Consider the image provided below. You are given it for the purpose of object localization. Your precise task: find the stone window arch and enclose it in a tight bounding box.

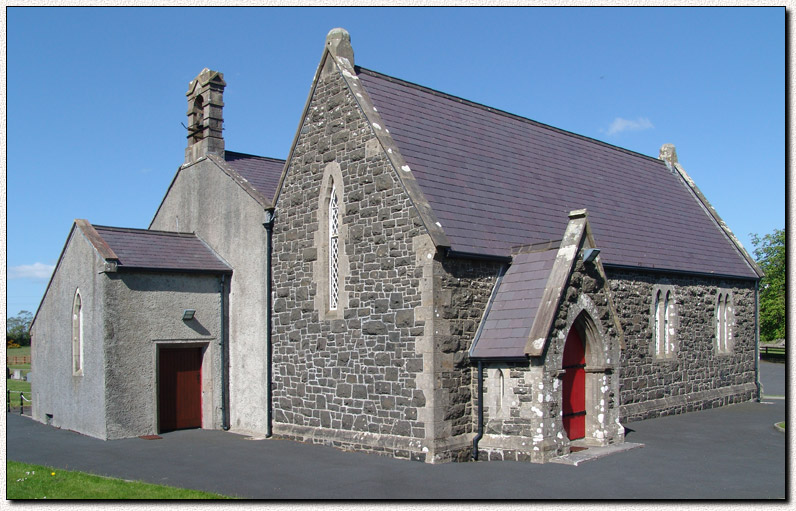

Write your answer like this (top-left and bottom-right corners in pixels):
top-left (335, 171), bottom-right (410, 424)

top-left (650, 284), bottom-right (677, 359)
top-left (72, 289), bottom-right (83, 375)
top-left (314, 162), bottom-right (349, 319)
top-left (715, 291), bottom-right (734, 354)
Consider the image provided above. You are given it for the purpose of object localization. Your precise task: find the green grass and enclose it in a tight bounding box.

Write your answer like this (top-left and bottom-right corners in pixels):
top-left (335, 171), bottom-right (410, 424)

top-left (776, 422), bottom-right (785, 430)
top-left (6, 379), bottom-right (31, 393)
top-left (7, 461), bottom-right (233, 499)
top-left (7, 346), bottom-right (31, 357)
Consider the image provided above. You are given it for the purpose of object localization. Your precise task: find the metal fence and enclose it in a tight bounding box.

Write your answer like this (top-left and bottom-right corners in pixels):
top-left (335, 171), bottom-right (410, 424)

top-left (7, 390), bottom-right (31, 415)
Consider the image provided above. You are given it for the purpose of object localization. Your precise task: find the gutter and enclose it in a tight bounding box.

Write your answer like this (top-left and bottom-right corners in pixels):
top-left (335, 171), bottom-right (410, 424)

top-left (264, 210), bottom-right (275, 437)
top-left (445, 248), bottom-right (512, 263)
top-left (602, 263), bottom-right (758, 282)
top-left (219, 273), bottom-right (229, 430)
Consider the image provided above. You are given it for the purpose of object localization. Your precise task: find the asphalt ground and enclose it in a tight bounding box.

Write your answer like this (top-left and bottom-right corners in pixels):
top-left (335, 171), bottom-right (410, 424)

top-left (5, 361), bottom-right (787, 500)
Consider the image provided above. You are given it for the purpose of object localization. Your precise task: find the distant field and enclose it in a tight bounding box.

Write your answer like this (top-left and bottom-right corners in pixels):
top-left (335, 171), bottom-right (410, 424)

top-left (7, 346), bottom-right (31, 357)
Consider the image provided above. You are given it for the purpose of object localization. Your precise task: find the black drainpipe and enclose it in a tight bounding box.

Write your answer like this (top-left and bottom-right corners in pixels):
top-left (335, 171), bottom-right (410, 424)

top-left (220, 273), bottom-right (229, 430)
top-left (264, 211), bottom-right (275, 437)
top-left (472, 360), bottom-right (484, 460)
top-left (754, 279), bottom-right (761, 401)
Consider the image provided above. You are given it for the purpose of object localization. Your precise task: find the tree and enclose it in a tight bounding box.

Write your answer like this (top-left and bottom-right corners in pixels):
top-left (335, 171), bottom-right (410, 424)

top-left (6, 310), bottom-right (33, 347)
top-left (751, 228), bottom-right (785, 343)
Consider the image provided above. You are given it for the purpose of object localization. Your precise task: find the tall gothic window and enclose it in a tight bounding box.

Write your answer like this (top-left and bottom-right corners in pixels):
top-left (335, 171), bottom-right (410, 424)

top-left (652, 287), bottom-right (676, 359)
top-left (329, 185), bottom-right (340, 311)
top-left (654, 290), bottom-right (663, 356)
top-left (663, 290), bottom-right (671, 355)
top-left (716, 292), bottom-right (732, 353)
top-left (72, 290), bottom-right (83, 375)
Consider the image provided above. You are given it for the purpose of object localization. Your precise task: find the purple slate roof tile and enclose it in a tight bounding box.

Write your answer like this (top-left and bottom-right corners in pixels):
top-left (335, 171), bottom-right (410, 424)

top-left (92, 225), bottom-right (231, 273)
top-left (224, 151), bottom-right (285, 203)
top-left (356, 67), bottom-right (757, 279)
top-left (470, 250), bottom-right (558, 359)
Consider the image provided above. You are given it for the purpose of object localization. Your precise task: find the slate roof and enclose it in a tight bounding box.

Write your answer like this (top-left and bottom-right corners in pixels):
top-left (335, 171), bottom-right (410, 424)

top-left (356, 67), bottom-right (758, 279)
top-left (470, 249), bottom-right (557, 359)
top-left (224, 151), bottom-right (285, 202)
top-left (91, 225), bottom-right (231, 273)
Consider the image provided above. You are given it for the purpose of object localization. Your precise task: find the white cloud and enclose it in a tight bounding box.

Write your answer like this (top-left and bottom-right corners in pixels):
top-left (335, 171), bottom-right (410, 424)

top-left (9, 262), bottom-right (55, 280)
top-left (605, 117), bottom-right (654, 135)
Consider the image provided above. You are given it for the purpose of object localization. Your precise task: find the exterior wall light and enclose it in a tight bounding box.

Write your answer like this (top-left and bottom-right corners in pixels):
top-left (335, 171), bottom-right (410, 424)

top-left (582, 248), bottom-right (600, 263)
top-left (182, 309), bottom-right (196, 321)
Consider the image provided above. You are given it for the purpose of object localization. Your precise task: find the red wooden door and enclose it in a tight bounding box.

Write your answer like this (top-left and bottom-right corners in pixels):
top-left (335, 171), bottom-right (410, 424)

top-left (562, 328), bottom-right (586, 440)
top-left (158, 347), bottom-right (202, 432)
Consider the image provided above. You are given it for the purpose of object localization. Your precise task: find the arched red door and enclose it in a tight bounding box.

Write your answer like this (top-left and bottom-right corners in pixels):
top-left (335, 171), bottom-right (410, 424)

top-left (562, 328), bottom-right (586, 440)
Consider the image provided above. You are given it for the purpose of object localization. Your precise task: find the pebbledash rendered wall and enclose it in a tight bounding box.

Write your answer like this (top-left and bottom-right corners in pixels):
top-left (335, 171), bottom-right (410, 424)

top-left (101, 271), bottom-right (224, 439)
top-left (607, 269), bottom-right (758, 422)
top-left (31, 227), bottom-right (108, 439)
top-left (150, 156), bottom-right (272, 436)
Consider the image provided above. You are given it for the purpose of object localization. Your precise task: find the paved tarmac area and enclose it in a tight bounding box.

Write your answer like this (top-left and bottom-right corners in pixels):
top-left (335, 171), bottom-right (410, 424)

top-left (6, 361), bottom-right (787, 500)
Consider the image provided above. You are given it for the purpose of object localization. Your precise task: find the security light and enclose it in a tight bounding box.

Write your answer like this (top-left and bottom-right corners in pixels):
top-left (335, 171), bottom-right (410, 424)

top-left (582, 248), bottom-right (600, 263)
top-left (182, 309), bottom-right (196, 321)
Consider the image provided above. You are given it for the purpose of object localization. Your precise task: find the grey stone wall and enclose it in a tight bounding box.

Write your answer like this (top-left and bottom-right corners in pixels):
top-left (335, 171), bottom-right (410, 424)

top-left (103, 271), bottom-right (223, 439)
top-left (150, 158), bottom-right (270, 435)
top-left (31, 227), bottom-right (108, 439)
top-left (271, 65), bottom-right (431, 460)
top-left (607, 269), bottom-right (758, 422)
top-left (433, 257), bottom-right (502, 461)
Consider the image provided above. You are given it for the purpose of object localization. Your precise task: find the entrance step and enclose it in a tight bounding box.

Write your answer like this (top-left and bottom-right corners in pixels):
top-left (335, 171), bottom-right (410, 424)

top-left (550, 442), bottom-right (644, 466)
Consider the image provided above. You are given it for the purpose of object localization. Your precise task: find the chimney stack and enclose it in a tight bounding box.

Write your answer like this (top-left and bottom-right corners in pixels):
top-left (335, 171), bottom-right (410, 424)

top-left (185, 68), bottom-right (226, 164)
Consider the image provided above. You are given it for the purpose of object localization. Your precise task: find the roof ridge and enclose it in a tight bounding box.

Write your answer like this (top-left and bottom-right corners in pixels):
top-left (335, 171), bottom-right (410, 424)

top-left (225, 150), bottom-right (286, 163)
top-left (355, 66), bottom-right (665, 166)
top-left (92, 224), bottom-right (196, 237)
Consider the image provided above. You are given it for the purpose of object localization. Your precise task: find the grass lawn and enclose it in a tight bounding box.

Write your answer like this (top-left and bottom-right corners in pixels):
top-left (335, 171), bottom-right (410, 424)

top-left (7, 461), bottom-right (233, 499)
top-left (776, 422), bottom-right (785, 430)
top-left (7, 379), bottom-right (31, 393)
top-left (7, 346), bottom-right (31, 357)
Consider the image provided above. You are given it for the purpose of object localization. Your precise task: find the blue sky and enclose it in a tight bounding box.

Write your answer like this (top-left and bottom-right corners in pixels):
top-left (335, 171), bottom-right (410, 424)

top-left (7, 6), bottom-right (785, 318)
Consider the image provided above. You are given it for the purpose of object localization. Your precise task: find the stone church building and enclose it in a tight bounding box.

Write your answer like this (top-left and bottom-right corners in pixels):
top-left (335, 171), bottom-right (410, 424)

top-left (30, 29), bottom-right (763, 463)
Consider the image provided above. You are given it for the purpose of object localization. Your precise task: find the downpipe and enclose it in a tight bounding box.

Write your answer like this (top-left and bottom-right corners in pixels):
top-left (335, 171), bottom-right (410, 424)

top-left (472, 360), bottom-right (484, 460)
top-left (264, 211), bottom-right (275, 438)
top-left (754, 279), bottom-right (761, 401)
top-left (220, 273), bottom-right (230, 430)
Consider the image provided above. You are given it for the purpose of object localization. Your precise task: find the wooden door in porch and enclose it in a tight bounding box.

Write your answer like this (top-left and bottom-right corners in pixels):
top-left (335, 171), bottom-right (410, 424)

top-left (158, 347), bottom-right (202, 432)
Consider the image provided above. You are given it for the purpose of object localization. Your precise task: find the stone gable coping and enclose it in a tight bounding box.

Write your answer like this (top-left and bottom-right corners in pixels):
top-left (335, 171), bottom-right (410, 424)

top-left (524, 209), bottom-right (624, 356)
top-left (272, 28), bottom-right (450, 250)
top-left (658, 144), bottom-right (763, 279)
top-left (75, 219), bottom-right (119, 262)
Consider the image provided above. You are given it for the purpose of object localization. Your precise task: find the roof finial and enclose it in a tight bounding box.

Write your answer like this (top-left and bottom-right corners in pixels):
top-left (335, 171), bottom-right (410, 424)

top-left (326, 28), bottom-right (354, 66)
top-left (659, 143), bottom-right (678, 165)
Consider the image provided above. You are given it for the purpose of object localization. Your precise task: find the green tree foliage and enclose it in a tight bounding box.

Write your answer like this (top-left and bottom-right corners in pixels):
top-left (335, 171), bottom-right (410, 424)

top-left (751, 228), bottom-right (785, 343)
top-left (7, 310), bottom-right (33, 347)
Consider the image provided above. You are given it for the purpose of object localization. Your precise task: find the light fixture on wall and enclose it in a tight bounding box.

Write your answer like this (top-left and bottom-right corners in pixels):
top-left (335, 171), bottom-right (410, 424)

top-left (182, 309), bottom-right (196, 321)
top-left (582, 248), bottom-right (600, 263)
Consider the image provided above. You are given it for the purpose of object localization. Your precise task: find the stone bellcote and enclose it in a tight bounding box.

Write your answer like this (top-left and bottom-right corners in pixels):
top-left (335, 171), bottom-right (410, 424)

top-left (185, 68), bottom-right (226, 164)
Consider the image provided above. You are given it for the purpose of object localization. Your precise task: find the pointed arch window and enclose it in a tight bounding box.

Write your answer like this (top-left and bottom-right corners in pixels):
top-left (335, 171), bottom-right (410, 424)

top-left (716, 292), bottom-right (733, 353)
top-left (72, 290), bottom-right (83, 375)
top-left (652, 285), bottom-right (677, 359)
top-left (329, 185), bottom-right (340, 311)
top-left (654, 290), bottom-right (663, 356)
